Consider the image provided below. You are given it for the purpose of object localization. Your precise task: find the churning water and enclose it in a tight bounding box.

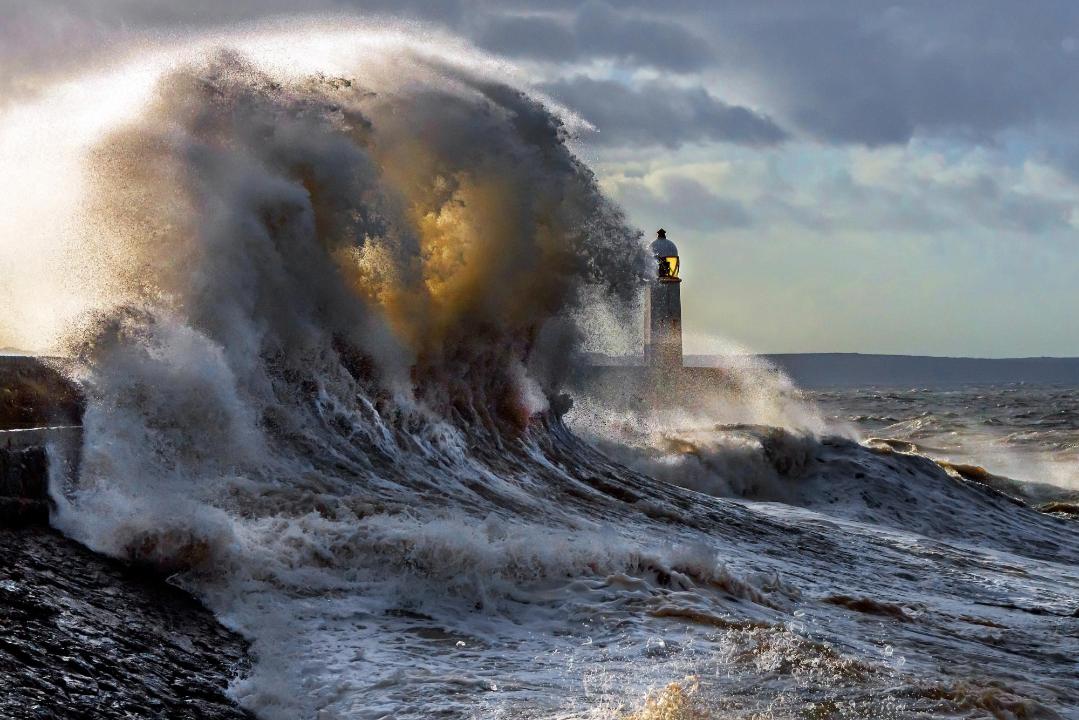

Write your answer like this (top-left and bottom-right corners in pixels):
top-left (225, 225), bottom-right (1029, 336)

top-left (1, 20), bottom-right (1076, 720)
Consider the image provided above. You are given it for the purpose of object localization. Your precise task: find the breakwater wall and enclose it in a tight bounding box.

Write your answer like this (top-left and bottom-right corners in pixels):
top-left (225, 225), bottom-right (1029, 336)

top-left (0, 356), bottom-right (83, 525)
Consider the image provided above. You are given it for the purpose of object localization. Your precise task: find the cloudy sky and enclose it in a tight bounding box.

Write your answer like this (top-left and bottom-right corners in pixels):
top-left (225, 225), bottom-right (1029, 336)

top-left (6, 0), bottom-right (1079, 357)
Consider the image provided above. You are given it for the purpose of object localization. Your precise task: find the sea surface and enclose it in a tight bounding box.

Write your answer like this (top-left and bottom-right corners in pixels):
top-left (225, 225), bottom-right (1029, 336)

top-left (559, 377), bottom-right (1079, 719)
top-left (812, 385), bottom-right (1079, 505)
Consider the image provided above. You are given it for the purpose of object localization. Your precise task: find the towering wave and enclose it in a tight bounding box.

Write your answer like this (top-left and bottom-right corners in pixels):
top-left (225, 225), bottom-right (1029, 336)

top-left (38, 33), bottom-right (671, 718)
top-left (55, 39), bottom-right (653, 541)
top-left (76, 45), bottom-right (643, 419)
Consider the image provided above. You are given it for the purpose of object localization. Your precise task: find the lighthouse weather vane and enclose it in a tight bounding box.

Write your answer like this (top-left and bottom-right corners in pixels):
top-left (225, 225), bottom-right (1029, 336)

top-left (644, 229), bottom-right (682, 369)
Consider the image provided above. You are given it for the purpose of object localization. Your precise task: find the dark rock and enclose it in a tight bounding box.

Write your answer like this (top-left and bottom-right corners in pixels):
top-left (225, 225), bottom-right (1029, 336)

top-left (0, 446), bottom-right (51, 527)
top-left (0, 526), bottom-right (252, 719)
top-left (0, 356), bottom-right (83, 431)
top-left (1, 355), bottom-right (83, 528)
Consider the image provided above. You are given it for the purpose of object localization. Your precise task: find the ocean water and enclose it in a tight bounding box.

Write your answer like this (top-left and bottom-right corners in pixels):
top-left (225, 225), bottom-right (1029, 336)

top-left (813, 385), bottom-right (1079, 504)
top-left (563, 376), bottom-right (1078, 719)
top-left (1, 22), bottom-right (1075, 720)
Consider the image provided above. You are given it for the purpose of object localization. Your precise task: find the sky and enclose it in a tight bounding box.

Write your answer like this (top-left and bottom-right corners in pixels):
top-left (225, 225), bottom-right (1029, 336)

top-left (4, 1), bottom-right (1079, 357)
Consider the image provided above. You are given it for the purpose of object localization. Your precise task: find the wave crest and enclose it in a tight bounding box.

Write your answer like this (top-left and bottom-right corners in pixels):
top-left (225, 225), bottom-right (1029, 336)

top-left (74, 47), bottom-right (644, 435)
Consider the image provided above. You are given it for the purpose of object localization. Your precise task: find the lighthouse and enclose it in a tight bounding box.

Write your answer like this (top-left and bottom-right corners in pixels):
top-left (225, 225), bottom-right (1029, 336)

top-left (644, 229), bottom-right (682, 369)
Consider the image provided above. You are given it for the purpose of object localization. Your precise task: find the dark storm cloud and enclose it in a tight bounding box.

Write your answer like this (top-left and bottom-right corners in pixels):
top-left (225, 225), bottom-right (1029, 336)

top-left (716, 4), bottom-right (1079, 146)
top-left (769, 163), bottom-right (1073, 237)
top-left (573, 1), bottom-right (712, 72)
top-left (7, 0), bottom-right (463, 26)
top-left (0, 0), bottom-right (714, 107)
top-left (476, 14), bottom-right (578, 61)
top-left (942, 174), bottom-right (1075, 236)
top-left (8, 0), bottom-right (1079, 154)
top-left (475, 2), bottom-right (712, 71)
top-left (659, 176), bottom-right (753, 229)
top-left (611, 175), bottom-right (753, 231)
top-left (485, 1), bottom-right (1079, 150)
top-left (0, 0), bottom-right (464, 105)
top-left (541, 76), bottom-right (786, 148)
top-left (593, 0), bottom-right (1079, 148)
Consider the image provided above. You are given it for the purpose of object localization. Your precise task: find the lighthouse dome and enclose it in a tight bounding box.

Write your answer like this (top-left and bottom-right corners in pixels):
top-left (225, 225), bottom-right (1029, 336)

top-left (650, 230), bottom-right (678, 257)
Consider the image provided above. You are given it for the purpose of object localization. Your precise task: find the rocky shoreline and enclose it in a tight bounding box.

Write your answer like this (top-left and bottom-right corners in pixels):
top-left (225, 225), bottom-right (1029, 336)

top-left (0, 526), bottom-right (253, 719)
top-left (0, 355), bottom-right (254, 719)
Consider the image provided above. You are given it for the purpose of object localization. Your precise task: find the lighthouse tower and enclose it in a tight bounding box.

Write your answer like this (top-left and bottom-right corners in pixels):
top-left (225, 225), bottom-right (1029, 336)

top-left (644, 229), bottom-right (682, 369)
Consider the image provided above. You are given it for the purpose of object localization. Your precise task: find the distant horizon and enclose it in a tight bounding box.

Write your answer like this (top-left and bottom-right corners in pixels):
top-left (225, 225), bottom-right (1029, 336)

top-left (585, 351), bottom-right (1079, 387)
top-left (588, 350), bottom-right (1079, 361)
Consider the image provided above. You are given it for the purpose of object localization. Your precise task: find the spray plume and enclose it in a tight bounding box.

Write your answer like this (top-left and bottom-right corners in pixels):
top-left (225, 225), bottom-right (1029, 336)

top-left (2, 24), bottom-right (646, 433)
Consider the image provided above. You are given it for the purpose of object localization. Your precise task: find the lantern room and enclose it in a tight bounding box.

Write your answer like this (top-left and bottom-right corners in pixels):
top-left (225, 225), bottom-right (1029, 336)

top-left (650, 229), bottom-right (680, 280)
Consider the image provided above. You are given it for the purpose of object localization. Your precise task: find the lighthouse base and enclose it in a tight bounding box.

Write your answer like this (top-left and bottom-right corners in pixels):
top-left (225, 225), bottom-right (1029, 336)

top-left (644, 343), bottom-right (683, 369)
top-left (644, 279), bottom-right (682, 369)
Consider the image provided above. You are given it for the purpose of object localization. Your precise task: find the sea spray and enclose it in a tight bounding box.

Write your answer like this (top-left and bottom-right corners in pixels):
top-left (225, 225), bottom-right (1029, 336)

top-left (26, 30), bottom-right (665, 718)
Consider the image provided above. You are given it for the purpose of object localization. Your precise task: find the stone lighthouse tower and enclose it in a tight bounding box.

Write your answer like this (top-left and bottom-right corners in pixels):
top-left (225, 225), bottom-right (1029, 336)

top-left (644, 229), bottom-right (682, 368)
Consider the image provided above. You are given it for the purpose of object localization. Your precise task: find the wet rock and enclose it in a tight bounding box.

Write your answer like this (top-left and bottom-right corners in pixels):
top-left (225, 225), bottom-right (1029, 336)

top-left (0, 445), bottom-right (50, 527)
top-left (0, 356), bottom-right (83, 431)
top-left (0, 527), bottom-right (252, 719)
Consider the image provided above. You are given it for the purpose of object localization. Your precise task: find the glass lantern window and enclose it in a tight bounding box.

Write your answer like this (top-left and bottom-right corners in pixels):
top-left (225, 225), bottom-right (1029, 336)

top-left (657, 256), bottom-right (679, 278)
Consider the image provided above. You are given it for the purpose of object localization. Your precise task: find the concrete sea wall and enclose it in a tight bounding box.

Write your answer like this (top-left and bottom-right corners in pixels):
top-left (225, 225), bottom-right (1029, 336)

top-left (0, 356), bottom-right (83, 526)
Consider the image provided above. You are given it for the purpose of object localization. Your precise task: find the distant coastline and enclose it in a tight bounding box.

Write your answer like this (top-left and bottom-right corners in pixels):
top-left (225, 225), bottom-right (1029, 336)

top-left (752, 353), bottom-right (1079, 388)
top-left (8, 350), bottom-right (1079, 389)
top-left (585, 352), bottom-right (1079, 388)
